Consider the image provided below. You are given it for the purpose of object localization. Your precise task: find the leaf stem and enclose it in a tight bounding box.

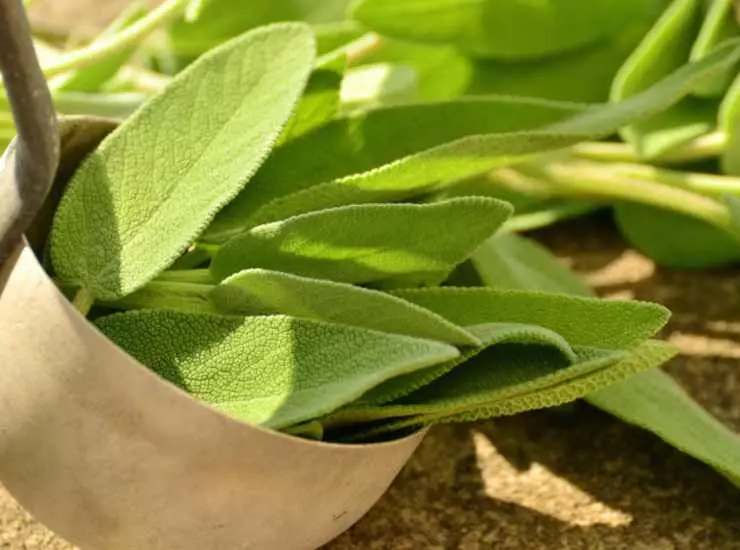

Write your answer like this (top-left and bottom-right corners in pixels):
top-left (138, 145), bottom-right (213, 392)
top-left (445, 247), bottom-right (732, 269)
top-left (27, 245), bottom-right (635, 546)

top-left (503, 202), bottom-right (603, 233)
top-left (524, 161), bottom-right (737, 235)
top-left (71, 287), bottom-right (95, 316)
top-left (37, 0), bottom-right (190, 79)
top-left (572, 131), bottom-right (725, 164)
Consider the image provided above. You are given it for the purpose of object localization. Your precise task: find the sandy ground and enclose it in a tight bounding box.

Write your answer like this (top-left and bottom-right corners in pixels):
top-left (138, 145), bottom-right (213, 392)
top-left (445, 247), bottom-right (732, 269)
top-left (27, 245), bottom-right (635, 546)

top-left (3, 2), bottom-right (740, 548)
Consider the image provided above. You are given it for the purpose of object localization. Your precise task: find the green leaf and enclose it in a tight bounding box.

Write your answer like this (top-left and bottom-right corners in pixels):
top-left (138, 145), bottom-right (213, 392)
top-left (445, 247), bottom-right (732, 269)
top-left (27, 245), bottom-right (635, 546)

top-left (277, 52), bottom-right (346, 144)
top-left (611, 0), bottom-right (718, 158)
top-left (391, 286), bottom-right (669, 350)
top-left (210, 268), bottom-right (480, 345)
top-left (204, 96), bottom-right (583, 238)
top-left (338, 340), bottom-right (675, 438)
top-left (351, 0), bottom-right (664, 60)
top-left (614, 203), bottom-right (740, 268)
top-left (96, 310), bottom-right (459, 429)
top-left (170, 0), bottom-right (349, 61)
top-left (358, 322), bottom-right (577, 406)
top-left (52, 2), bottom-right (148, 92)
top-left (689, 0), bottom-right (740, 97)
top-left (589, 368), bottom-right (740, 486)
top-left (207, 40), bottom-right (740, 238)
top-left (356, 38), bottom-right (473, 101)
top-left (50, 24), bottom-right (316, 300)
top-left (210, 197), bottom-right (512, 285)
top-left (471, 233), bottom-right (592, 295)
top-left (440, 340), bottom-right (676, 423)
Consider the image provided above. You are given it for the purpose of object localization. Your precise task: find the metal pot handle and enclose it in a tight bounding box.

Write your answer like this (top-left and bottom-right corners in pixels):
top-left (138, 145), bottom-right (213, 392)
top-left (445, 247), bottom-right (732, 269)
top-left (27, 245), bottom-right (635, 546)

top-left (0, 0), bottom-right (58, 265)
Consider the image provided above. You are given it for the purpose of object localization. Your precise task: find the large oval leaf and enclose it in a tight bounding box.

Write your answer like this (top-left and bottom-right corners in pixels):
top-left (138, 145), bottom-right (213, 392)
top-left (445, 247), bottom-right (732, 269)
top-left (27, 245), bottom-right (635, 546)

top-left (51, 23), bottom-right (315, 300)
top-left (210, 268), bottom-right (480, 345)
top-left (96, 310), bottom-right (458, 429)
top-left (210, 197), bottom-right (512, 285)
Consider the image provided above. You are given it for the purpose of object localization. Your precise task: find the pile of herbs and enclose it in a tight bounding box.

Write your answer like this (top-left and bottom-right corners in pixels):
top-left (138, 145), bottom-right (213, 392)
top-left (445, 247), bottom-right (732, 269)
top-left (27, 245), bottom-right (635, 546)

top-left (3, 0), bottom-right (739, 484)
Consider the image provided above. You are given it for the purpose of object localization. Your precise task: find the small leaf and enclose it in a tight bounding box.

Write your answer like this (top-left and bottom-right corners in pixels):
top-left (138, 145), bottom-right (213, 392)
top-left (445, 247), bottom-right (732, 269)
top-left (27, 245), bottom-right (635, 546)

top-left (96, 310), bottom-right (459, 429)
top-left (611, 0), bottom-right (718, 158)
top-left (471, 233), bottom-right (592, 295)
top-left (615, 203), bottom-right (740, 268)
top-left (351, 0), bottom-right (662, 60)
top-left (277, 52), bottom-right (346, 144)
top-left (210, 268), bottom-right (480, 345)
top-left (210, 197), bottom-right (512, 285)
top-left (440, 340), bottom-right (676, 422)
top-left (51, 24), bottom-right (316, 300)
top-left (358, 322), bottom-right (577, 406)
top-left (332, 344), bottom-right (626, 426)
top-left (589, 368), bottom-right (740, 486)
top-left (391, 286), bottom-right (669, 350)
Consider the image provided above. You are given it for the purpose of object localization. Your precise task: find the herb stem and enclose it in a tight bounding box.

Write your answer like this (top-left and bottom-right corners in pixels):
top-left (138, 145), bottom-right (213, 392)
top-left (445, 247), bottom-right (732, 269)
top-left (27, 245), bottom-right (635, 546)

top-left (71, 287), bottom-right (95, 316)
top-left (525, 161), bottom-right (736, 234)
top-left (36, 0), bottom-right (190, 79)
top-left (343, 32), bottom-right (384, 67)
top-left (572, 131), bottom-right (725, 164)
top-left (602, 162), bottom-right (740, 196)
top-left (503, 202), bottom-right (603, 233)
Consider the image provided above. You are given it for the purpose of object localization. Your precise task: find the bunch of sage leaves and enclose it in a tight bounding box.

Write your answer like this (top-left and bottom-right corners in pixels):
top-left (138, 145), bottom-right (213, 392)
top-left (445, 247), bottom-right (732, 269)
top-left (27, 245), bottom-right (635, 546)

top-left (4, 0), bottom-right (739, 484)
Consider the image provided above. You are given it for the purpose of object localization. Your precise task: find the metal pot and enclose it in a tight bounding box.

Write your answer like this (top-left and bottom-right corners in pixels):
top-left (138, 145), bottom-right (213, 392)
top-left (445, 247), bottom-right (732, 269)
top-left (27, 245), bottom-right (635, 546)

top-left (0, 3), bottom-right (424, 548)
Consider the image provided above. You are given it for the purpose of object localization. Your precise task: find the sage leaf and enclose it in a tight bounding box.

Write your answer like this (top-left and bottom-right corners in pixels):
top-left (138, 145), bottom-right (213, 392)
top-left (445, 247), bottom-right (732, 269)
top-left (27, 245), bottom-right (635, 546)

top-left (51, 23), bottom-right (316, 300)
top-left (205, 96), bottom-right (583, 238)
top-left (611, 0), bottom-right (717, 158)
top-left (277, 52), bottom-right (346, 144)
top-left (351, 0), bottom-right (662, 60)
top-left (589, 368), bottom-right (740, 486)
top-left (438, 340), bottom-right (677, 423)
top-left (95, 310), bottom-right (459, 429)
top-left (391, 286), bottom-right (669, 350)
top-left (615, 203), bottom-right (740, 268)
top-left (210, 197), bottom-right (512, 285)
top-left (471, 233), bottom-right (592, 296)
top-left (340, 63), bottom-right (418, 109)
top-left (210, 269), bottom-right (481, 345)
top-left (208, 40), bottom-right (740, 237)
top-left (358, 322), bottom-right (577, 406)
top-left (689, 0), bottom-right (740, 97)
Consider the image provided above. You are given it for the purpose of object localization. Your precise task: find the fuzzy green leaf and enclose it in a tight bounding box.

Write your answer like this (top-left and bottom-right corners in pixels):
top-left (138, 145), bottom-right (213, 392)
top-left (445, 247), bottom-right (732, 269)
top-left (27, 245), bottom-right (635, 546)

top-left (210, 269), bottom-right (480, 345)
top-left (589, 368), bottom-right (740, 486)
top-left (391, 286), bottom-right (669, 351)
top-left (210, 197), bottom-right (512, 285)
top-left (277, 52), bottom-right (346, 144)
top-left (471, 233), bottom-right (592, 296)
top-left (719, 71), bottom-right (740, 175)
top-left (96, 310), bottom-right (459, 429)
top-left (204, 96), bottom-right (582, 238)
top-left (51, 24), bottom-right (315, 300)
top-left (611, 0), bottom-right (719, 158)
top-left (358, 322), bottom-right (577, 406)
top-left (351, 0), bottom-right (662, 61)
